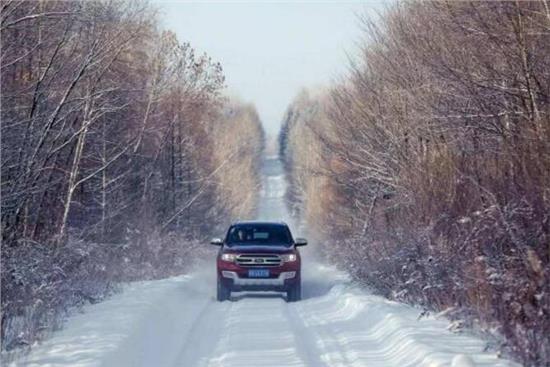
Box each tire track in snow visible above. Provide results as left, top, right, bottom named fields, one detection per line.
left=284, top=303, right=330, bottom=367
left=202, top=296, right=306, bottom=367
left=172, top=298, right=228, bottom=367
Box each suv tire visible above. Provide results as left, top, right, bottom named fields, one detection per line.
left=217, top=277, right=231, bottom=302
left=287, top=282, right=301, bottom=302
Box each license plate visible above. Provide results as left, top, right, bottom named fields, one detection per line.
left=248, top=269, right=270, bottom=278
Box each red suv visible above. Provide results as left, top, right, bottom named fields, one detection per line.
left=211, top=221, right=307, bottom=302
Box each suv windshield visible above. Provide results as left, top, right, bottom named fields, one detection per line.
left=225, top=224, right=293, bottom=246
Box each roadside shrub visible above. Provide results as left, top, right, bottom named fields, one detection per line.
left=280, top=1, right=549, bottom=365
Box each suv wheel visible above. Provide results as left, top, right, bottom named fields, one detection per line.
left=287, top=282, right=301, bottom=302
left=217, top=277, right=231, bottom=302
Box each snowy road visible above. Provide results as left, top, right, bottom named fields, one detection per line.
left=13, top=157, right=520, bottom=367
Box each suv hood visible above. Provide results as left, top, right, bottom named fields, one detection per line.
left=224, top=244, right=294, bottom=254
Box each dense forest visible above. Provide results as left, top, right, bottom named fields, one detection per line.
left=280, top=1, right=549, bottom=365
left=1, top=0, right=263, bottom=351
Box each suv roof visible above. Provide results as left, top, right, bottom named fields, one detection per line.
left=231, top=220, right=288, bottom=227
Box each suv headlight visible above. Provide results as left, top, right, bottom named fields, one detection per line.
left=221, top=253, right=237, bottom=262
left=281, top=254, right=297, bottom=262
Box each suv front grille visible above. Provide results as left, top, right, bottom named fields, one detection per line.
left=236, top=254, right=282, bottom=267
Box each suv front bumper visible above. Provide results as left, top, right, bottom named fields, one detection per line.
left=220, top=271, right=299, bottom=292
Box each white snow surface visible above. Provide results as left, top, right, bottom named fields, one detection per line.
left=10, top=263, right=520, bottom=367
left=11, top=157, right=521, bottom=367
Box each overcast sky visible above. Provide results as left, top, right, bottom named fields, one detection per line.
left=154, top=1, right=388, bottom=136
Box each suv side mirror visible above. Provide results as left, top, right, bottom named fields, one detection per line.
left=210, top=238, right=223, bottom=246
left=295, top=238, right=308, bottom=247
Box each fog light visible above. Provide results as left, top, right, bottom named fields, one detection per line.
left=222, top=271, right=236, bottom=279
left=283, top=271, right=296, bottom=279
